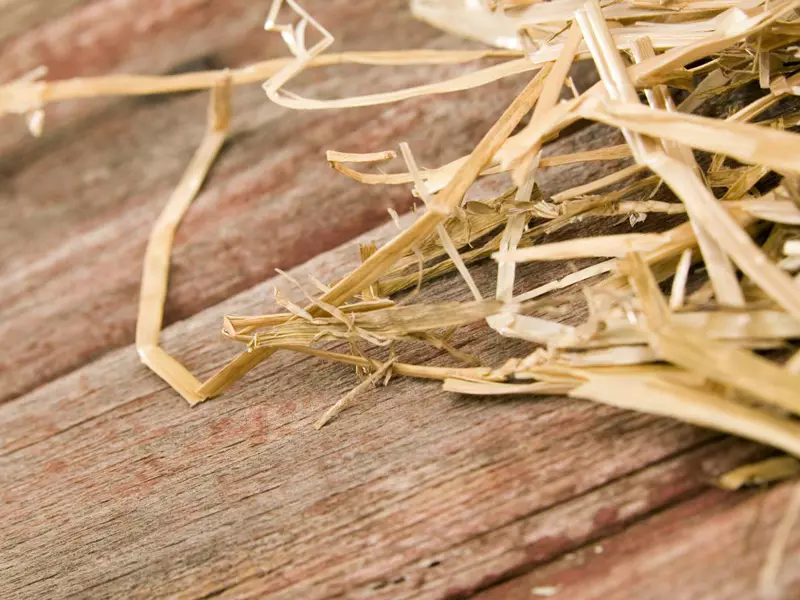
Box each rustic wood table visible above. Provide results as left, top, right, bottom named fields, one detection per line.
left=2, top=1, right=799, bottom=598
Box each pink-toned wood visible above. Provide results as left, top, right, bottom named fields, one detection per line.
left=0, top=0, right=94, bottom=47
left=476, top=481, right=800, bottom=600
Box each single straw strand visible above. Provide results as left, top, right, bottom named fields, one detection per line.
left=136, top=76, right=231, bottom=405
left=315, top=358, right=396, bottom=429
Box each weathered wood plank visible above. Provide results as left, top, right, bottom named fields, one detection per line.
left=477, top=480, right=800, bottom=600
left=0, top=207, right=776, bottom=599
left=0, top=0, right=550, bottom=403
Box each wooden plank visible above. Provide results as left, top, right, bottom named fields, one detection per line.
left=0, top=211, right=771, bottom=599
left=0, top=1, right=556, bottom=403
left=477, top=481, right=800, bottom=599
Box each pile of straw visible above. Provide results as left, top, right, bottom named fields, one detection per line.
left=4, top=0, right=800, bottom=480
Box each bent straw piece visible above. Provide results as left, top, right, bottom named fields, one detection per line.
left=0, top=49, right=522, bottom=116
left=262, top=0, right=539, bottom=111
left=315, top=358, right=396, bottom=429
left=138, top=346, right=205, bottom=406
left=198, top=67, right=551, bottom=398
left=326, top=150, right=396, bottom=163
left=269, top=58, right=540, bottom=110
left=136, top=77, right=231, bottom=405
left=134, top=123, right=228, bottom=347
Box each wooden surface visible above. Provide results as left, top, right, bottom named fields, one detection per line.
left=1, top=2, right=798, bottom=599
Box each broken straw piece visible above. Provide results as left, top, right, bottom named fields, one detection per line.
left=315, top=358, right=396, bottom=429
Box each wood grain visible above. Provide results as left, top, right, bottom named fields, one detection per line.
left=476, top=480, right=800, bottom=599
left=0, top=0, right=93, bottom=47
